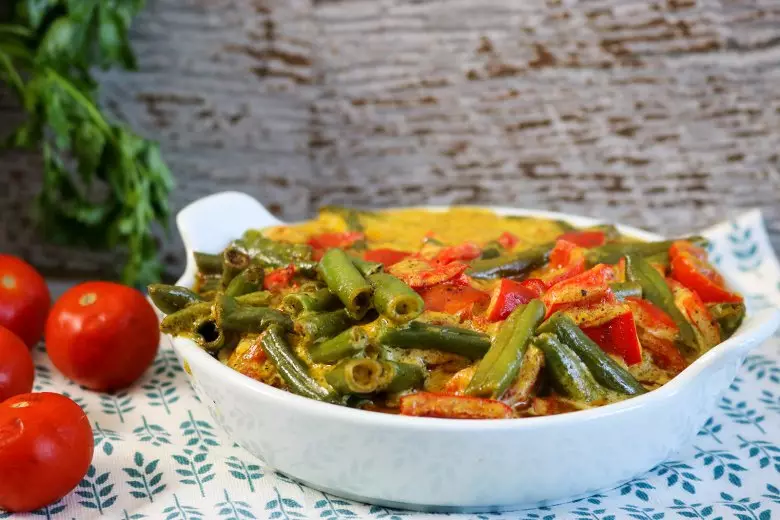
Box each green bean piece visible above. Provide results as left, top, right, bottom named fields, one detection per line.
left=224, top=265, right=265, bottom=298
left=282, top=288, right=341, bottom=317
left=295, top=309, right=354, bottom=343
left=351, top=257, right=383, bottom=277
left=379, top=321, right=491, bottom=360
left=148, top=284, right=202, bottom=314
left=192, top=316, right=225, bottom=353
left=235, top=291, right=273, bottom=307
left=369, top=273, right=424, bottom=323
left=261, top=324, right=337, bottom=402
left=465, top=299, right=545, bottom=398
left=645, top=252, right=670, bottom=269
left=377, top=361, right=425, bottom=394
left=215, top=295, right=293, bottom=333
left=221, top=247, right=251, bottom=289
left=480, top=241, right=502, bottom=260
left=709, top=302, right=746, bottom=339
left=503, top=344, right=546, bottom=407
left=610, top=282, right=643, bottom=301
left=467, top=242, right=554, bottom=280
left=586, top=236, right=709, bottom=265
left=319, top=248, right=373, bottom=319
left=538, top=313, right=646, bottom=395
left=325, top=359, right=385, bottom=394
left=238, top=231, right=312, bottom=268
left=534, top=333, right=604, bottom=403
left=193, top=252, right=223, bottom=274
left=197, top=275, right=221, bottom=294
left=626, top=255, right=697, bottom=352
left=160, top=302, right=212, bottom=335
left=309, top=327, right=368, bottom=364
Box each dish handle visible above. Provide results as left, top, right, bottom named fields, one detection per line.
left=176, top=191, right=284, bottom=282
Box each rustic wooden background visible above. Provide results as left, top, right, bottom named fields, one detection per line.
left=2, top=0, right=780, bottom=280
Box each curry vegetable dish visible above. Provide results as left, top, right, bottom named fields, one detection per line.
left=150, top=207, right=746, bottom=419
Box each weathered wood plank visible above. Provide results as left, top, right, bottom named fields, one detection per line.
left=1, top=0, right=779, bottom=279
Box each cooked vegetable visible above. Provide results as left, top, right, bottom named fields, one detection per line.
left=0, top=255, right=51, bottom=348
left=319, top=249, right=373, bottom=319
left=0, top=326, right=34, bottom=402
left=152, top=208, right=742, bottom=419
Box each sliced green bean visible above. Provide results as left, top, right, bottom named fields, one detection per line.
left=238, top=231, right=312, bottom=267
left=610, top=282, right=643, bottom=301
left=148, top=284, right=202, bottom=314
left=626, top=255, right=697, bottom=352
left=325, top=359, right=384, bottom=394
left=282, top=288, right=341, bottom=317
left=466, top=299, right=545, bottom=398
left=502, top=344, right=545, bottom=407
left=295, top=309, right=354, bottom=343
left=160, top=302, right=212, bottom=335
left=221, top=247, right=251, bottom=289
left=235, top=291, right=272, bottom=307
left=309, top=326, right=368, bottom=364
left=193, top=252, right=223, bottom=274
left=709, top=302, right=746, bottom=339
left=215, top=294, right=292, bottom=333
left=352, top=257, right=383, bottom=277
left=534, top=333, right=603, bottom=403
left=224, top=265, right=264, bottom=297
left=192, top=317, right=226, bottom=353
left=197, top=275, right=221, bottom=294
left=538, top=313, right=646, bottom=395
left=467, top=242, right=553, bottom=280
left=262, top=324, right=337, bottom=402
left=379, top=321, right=490, bottom=360
left=587, top=236, right=709, bottom=265
left=377, top=361, right=425, bottom=394
left=369, top=273, right=424, bottom=323
left=318, top=248, right=373, bottom=319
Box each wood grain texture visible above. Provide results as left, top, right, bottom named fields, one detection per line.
left=2, top=0, right=779, bottom=279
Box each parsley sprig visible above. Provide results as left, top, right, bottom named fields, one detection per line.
left=0, top=1, right=173, bottom=287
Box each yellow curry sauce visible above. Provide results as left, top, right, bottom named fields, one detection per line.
left=152, top=207, right=745, bottom=419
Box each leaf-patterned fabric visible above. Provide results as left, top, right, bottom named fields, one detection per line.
left=2, top=210, right=779, bottom=520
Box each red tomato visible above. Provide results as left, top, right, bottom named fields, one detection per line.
left=264, top=264, right=297, bottom=291
left=362, top=249, right=411, bottom=268
left=418, top=283, right=489, bottom=315
left=0, top=255, right=50, bottom=348
left=497, top=231, right=519, bottom=249
left=46, top=282, right=159, bottom=391
left=557, top=230, right=606, bottom=248
left=0, top=326, right=34, bottom=402
left=581, top=311, right=643, bottom=365
left=307, top=231, right=364, bottom=250
left=485, top=279, right=545, bottom=322
left=670, top=251, right=742, bottom=303
left=0, top=392, right=94, bottom=512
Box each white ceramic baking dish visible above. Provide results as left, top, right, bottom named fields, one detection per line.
left=166, top=191, right=780, bottom=513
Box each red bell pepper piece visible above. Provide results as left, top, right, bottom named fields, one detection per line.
left=541, top=264, right=616, bottom=318
left=263, top=264, right=296, bottom=291
left=667, top=278, right=721, bottom=351
left=485, top=278, right=545, bottom=322
left=559, top=293, right=626, bottom=328
left=639, top=335, right=687, bottom=373
left=669, top=241, right=742, bottom=304
left=432, top=242, right=482, bottom=265
left=418, top=283, right=490, bottom=315
left=363, top=248, right=411, bottom=268
left=538, top=239, right=586, bottom=287
left=498, top=231, right=520, bottom=249
left=557, top=230, right=606, bottom=248
left=614, top=257, right=626, bottom=283
left=388, top=258, right=468, bottom=289
left=399, top=392, right=513, bottom=419
left=624, top=296, right=685, bottom=372
left=581, top=311, right=643, bottom=366
left=307, top=231, right=364, bottom=250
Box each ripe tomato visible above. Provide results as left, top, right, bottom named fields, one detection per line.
left=0, top=326, right=34, bottom=402
left=0, top=255, right=50, bottom=348
left=46, top=282, right=160, bottom=391
left=0, top=392, right=94, bottom=512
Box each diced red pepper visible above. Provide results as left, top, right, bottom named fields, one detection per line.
left=363, top=248, right=411, bottom=268
left=443, top=366, right=476, bottom=395
left=307, top=231, right=364, bottom=250
left=498, top=231, right=520, bottom=249
left=625, top=297, right=678, bottom=338
left=485, top=278, right=545, bottom=322
left=418, top=283, right=490, bottom=315
left=538, top=239, right=586, bottom=287
left=581, top=311, right=643, bottom=365
left=667, top=278, right=721, bottom=351
left=541, top=264, right=616, bottom=318
left=388, top=258, right=468, bottom=289
left=264, top=264, right=296, bottom=291
left=669, top=244, right=742, bottom=304
left=432, top=242, right=482, bottom=265
left=557, top=230, right=607, bottom=248
left=639, top=334, right=687, bottom=373
left=399, top=392, right=512, bottom=419
left=559, top=293, right=625, bottom=329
